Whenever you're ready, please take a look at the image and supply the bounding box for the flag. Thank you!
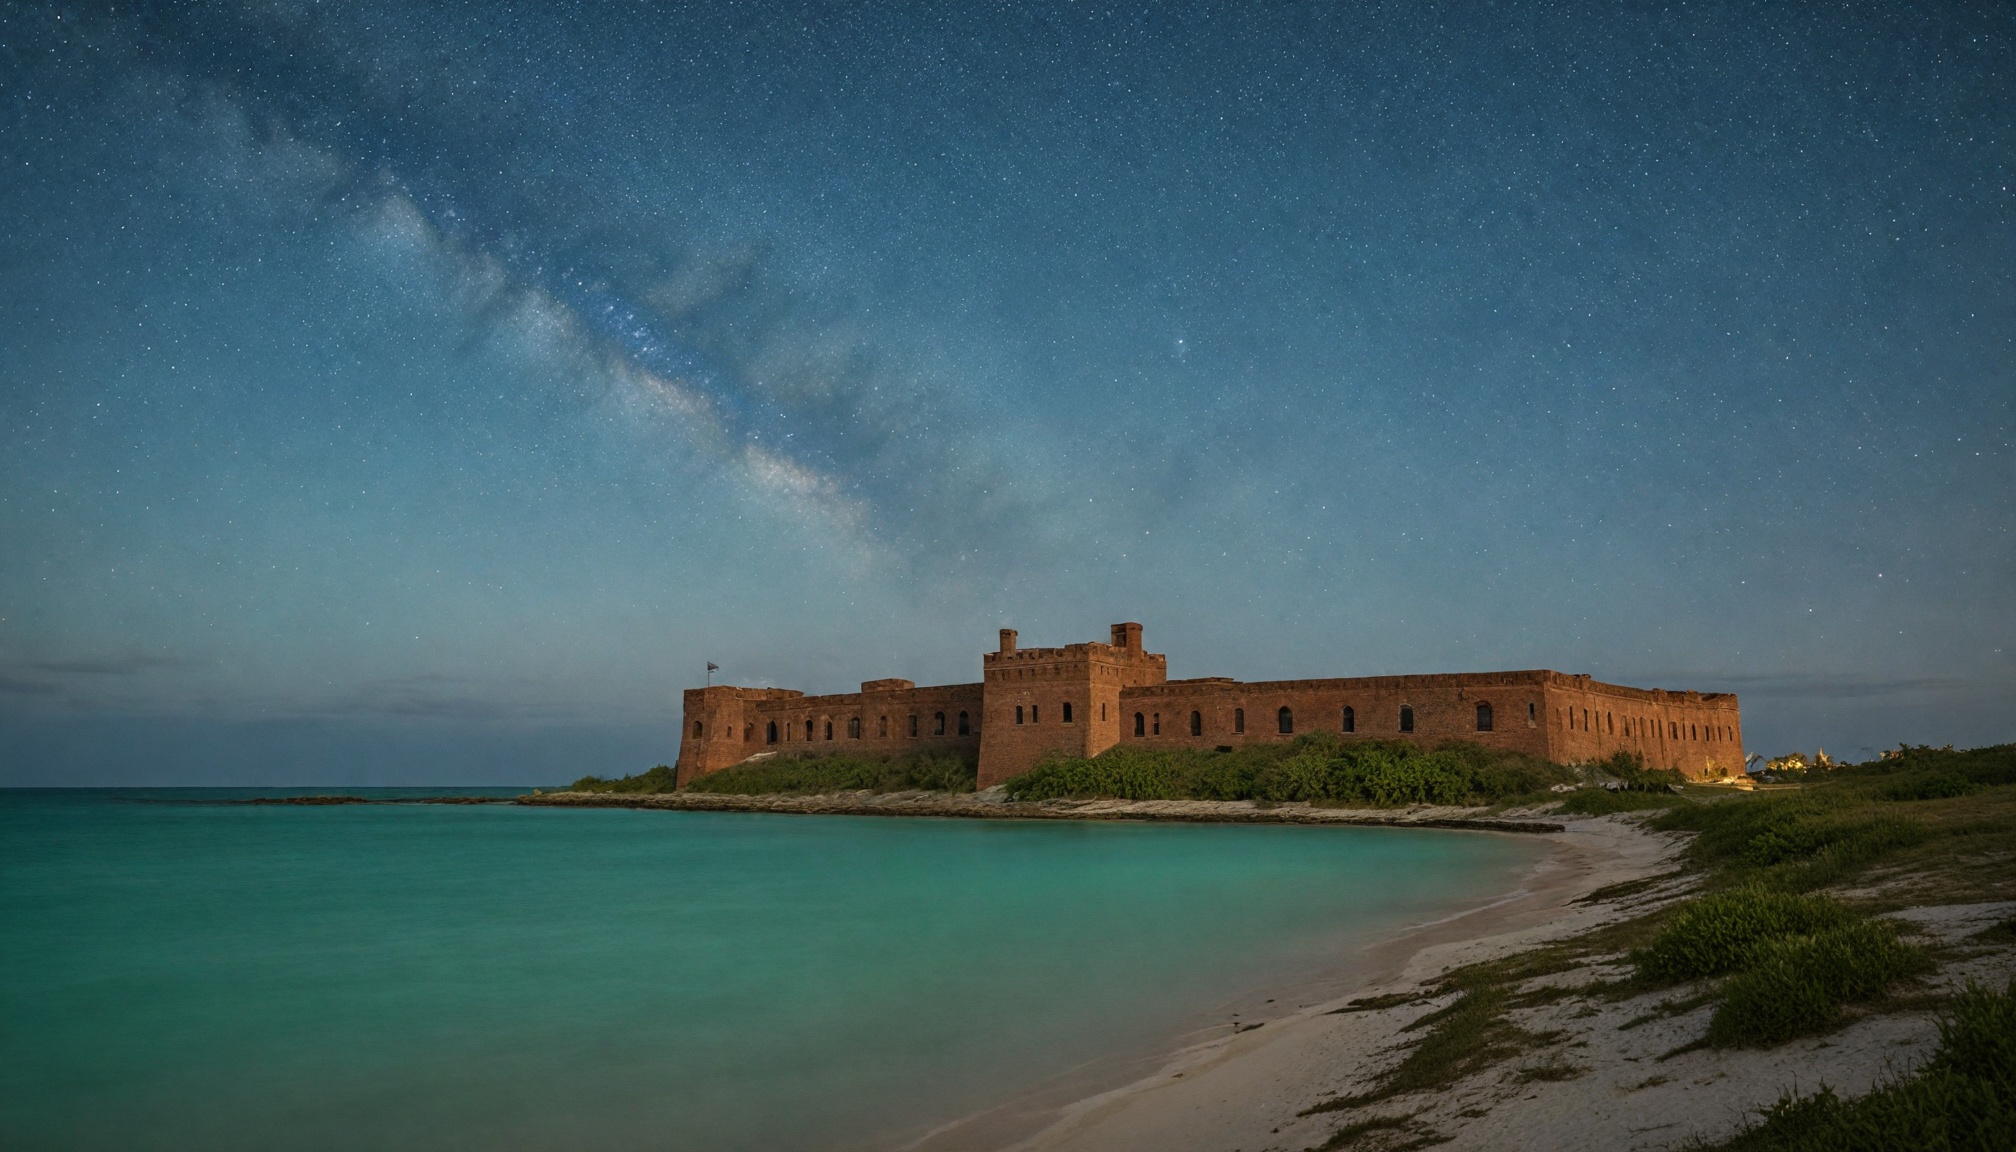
[706,662,719,672]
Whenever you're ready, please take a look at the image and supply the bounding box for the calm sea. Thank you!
[0,790,1544,1151]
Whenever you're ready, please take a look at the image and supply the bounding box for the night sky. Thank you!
[3,2,2011,784]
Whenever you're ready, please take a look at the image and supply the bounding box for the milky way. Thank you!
[2,2,2011,782]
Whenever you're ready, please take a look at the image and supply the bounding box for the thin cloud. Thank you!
[31,655,190,676]
[1683,674,1974,700]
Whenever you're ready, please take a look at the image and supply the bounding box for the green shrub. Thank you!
[1875,772,1980,802]
[1706,920,1929,1047]
[683,751,978,795]
[1703,979,2016,1150]
[999,737,1576,805]
[1837,742,2016,786]
[1634,888,1852,984]
[1556,787,1683,816]
[571,765,678,793]
[1651,796,1928,889]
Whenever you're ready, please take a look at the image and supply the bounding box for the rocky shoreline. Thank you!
[514,789,1564,833]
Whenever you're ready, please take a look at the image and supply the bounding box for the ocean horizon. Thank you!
[0,789,1545,1151]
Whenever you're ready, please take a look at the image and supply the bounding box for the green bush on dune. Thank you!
[1706,919,1931,1048]
[1000,735,1578,806]
[1633,888,1853,984]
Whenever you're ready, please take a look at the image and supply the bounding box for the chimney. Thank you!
[999,628,1018,653]
[1111,622,1143,650]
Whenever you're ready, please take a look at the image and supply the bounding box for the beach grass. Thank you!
[1632,888,1854,984]
[1694,978,2016,1151]
[1704,918,1931,1047]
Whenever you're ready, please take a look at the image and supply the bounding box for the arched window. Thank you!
[1190,710,1202,736]
[934,711,946,735]
[1399,704,1415,733]
[1234,707,1245,734]
[1527,702,1536,726]
[1476,702,1493,732]
[766,720,778,744]
[743,724,752,742]
[957,711,970,736]
[1015,705,1024,724]
[878,716,888,737]
[1134,712,1146,737]
[693,721,704,738]
[805,719,815,740]
[848,717,861,739]
[1062,702,1073,723]
[909,714,919,737]
[1032,705,1040,723]
[1152,712,1160,735]
[824,720,833,740]
[1278,706,1294,734]
[1341,706,1355,733]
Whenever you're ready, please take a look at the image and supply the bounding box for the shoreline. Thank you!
[908,813,1677,1152]
[514,789,1565,834]
[989,814,2016,1152]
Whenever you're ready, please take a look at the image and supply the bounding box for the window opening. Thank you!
[1234,707,1245,734]
[1277,706,1293,734]
[693,721,703,738]
[1190,710,1202,736]
[1399,704,1415,733]
[766,721,778,744]
[958,711,970,736]
[1342,705,1355,733]
[1134,712,1146,737]
[934,711,946,736]
[1062,702,1073,723]
[1476,702,1493,732]
[1015,705,1024,724]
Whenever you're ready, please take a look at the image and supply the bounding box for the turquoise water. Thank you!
[0,790,1544,1151]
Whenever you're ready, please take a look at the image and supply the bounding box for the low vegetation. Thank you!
[571,751,978,796]
[1700,978,2016,1151]
[1000,735,1593,806]
[1297,742,2016,1149]
[1705,919,1930,1048]
[1633,888,1854,984]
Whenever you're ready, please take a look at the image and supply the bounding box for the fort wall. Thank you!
[675,622,1745,788]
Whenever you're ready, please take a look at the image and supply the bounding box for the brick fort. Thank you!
[675,622,1745,789]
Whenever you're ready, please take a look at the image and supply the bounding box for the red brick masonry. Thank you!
[675,623,1743,788]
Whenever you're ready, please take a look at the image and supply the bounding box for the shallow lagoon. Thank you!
[0,790,1544,1151]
